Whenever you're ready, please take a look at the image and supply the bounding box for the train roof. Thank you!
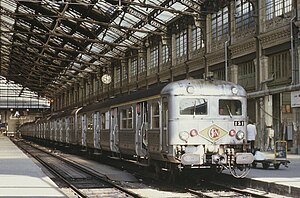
[78,82,167,113]
[51,107,81,119]
[161,79,247,97]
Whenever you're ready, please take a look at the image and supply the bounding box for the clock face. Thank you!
[101,74,112,84]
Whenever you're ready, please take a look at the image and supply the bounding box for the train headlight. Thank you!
[232,87,238,95]
[186,86,194,94]
[236,130,245,140]
[179,131,189,142]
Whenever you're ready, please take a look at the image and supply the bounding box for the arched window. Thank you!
[191,25,204,50]
[266,0,292,20]
[161,44,170,65]
[175,30,187,57]
[211,6,228,41]
[149,45,159,74]
[235,0,254,31]
[130,57,137,82]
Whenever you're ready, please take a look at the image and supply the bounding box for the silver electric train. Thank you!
[20,79,254,178]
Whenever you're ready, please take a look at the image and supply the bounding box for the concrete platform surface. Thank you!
[248,151,300,187]
[0,136,67,197]
[219,150,300,197]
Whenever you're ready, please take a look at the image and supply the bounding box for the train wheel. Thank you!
[166,164,180,184]
[154,162,162,180]
[262,162,270,169]
[274,163,280,169]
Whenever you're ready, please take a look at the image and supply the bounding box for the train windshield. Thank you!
[219,100,242,116]
[180,98,207,115]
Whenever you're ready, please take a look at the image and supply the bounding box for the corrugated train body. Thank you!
[19,79,254,178]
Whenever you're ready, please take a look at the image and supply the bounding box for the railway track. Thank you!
[13,139,139,198]
[130,172,271,198]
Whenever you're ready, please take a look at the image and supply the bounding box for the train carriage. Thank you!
[19,78,254,178]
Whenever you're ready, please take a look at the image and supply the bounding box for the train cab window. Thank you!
[180,98,207,115]
[151,102,160,129]
[121,107,133,129]
[219,100,242,116]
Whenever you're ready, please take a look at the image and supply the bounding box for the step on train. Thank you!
[19,78,254,178]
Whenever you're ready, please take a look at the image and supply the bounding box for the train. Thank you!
[19,78,254,178]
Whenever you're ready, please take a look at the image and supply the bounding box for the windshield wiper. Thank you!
[226,105,233,118]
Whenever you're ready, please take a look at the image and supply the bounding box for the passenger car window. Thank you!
[180,98,207,115]
[151,102,160,129]
[120,107,133,129]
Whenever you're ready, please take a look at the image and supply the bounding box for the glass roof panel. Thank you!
[89,44,102,53]
[123,12,140,24]
[72,62,81,69]
[73,32,86,39]
[95,1,115,15]
[18,5,36,14]
[114,13,139,28]
[1,0,16,12]
[143,23,157,31]
[132,31,147,39]
[80,54,92,62]
[46,0,61,11]
[156,10,176,22]
[60,24,72,34]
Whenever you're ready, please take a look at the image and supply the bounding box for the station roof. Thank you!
[0,0,221,99]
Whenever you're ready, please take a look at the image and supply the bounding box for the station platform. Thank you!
[246,151,300,197]
[0,135,67,198]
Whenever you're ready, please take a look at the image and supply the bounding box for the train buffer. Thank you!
[252,141,290,170]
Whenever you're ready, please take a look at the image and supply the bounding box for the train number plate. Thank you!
[234,121,244,126]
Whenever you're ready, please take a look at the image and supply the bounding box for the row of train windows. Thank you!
[83,102,163,130]
[42,99,242,132]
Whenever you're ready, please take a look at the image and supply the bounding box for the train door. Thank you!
[162,97,169,152]
[50,121,53,140]
[59,119,63,142]
[43,122,46,139]
[75,107,82,145]
[55,119,59,141]
[66,117,70,143]
[93,112,100,149]
[110,108,119,153]
[82,114,87,146]
[76,114,81,145]
[136,102,148,157]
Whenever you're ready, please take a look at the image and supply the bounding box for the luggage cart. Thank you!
[252,141,290,170]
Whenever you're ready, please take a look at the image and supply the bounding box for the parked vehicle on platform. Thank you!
[19,78,254,178]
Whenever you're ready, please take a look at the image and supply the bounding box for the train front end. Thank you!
[162,79,254,178]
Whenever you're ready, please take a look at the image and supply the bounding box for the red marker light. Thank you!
[229,129,236,136]
[190,129,198,137]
